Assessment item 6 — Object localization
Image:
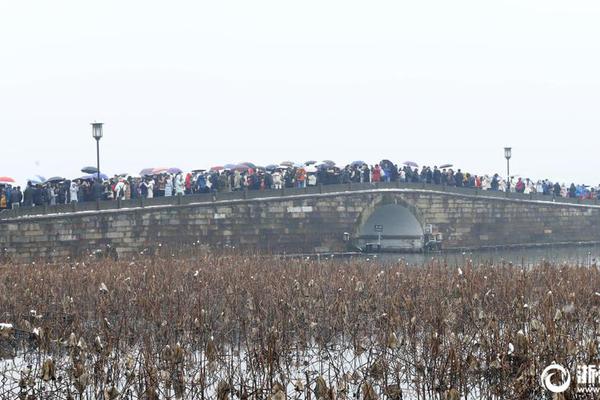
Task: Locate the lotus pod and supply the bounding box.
[94,336,103,353]
[361,382,378,400]
[41,358,55,381]
[387,332,398,349]
[384,384,402,400]
[173,342,185,364]
[0,323,14,338]
[530,319,545,333]
[314,376,332,400]
[67,332,77,348]
[74,373,89,394]
[206,338,218,363]
[104,386,120,400]
[126,354,135,370]
[269,382,286,400]
[554,309,562,322]
[217,380,231,400]
[355,281,365,293]
[162,345,174,363]
[446,388,460,400]
[77,337,87,350]
[368,358,386,381]
[72,361,85,379]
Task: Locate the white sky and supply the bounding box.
[1,0,599,186]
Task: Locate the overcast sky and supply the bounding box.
[1,1,599,186]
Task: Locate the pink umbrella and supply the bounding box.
[0,176,16,185]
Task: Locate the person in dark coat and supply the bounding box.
[454,169,464,187]
[569,183,577,198]
[11,187,22,208]
[32,185,44,206]
[553,182,562,197]
[23,182,34,207]
[433,167,441,185]
[491,174,500,191]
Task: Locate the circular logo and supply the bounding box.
[541,363,571,393]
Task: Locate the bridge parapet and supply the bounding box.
[1,181,597,221]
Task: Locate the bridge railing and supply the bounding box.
[0,181,598,220]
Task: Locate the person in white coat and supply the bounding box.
[69,181,79,203]
[164,176,173,197]
[175,173,185,196]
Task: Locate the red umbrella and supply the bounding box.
[0,176,16,185]
[210,166,225,171]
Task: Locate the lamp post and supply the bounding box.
[91,122,103,182]
[504,147,512,191]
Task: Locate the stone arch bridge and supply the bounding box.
[1,182,600,261]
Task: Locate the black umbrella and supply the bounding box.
[380,159,394,169]
[45,176,65,184]
[81,166,98,174]
[439,164,453,169]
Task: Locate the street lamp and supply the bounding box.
[91,122,103,182]
[504,147,512,191]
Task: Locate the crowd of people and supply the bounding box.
[0,160,598,210]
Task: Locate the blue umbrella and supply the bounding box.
[168,167,183,174]
[28,175,46,184]
[351,160,366,167]
[80,173,108,181]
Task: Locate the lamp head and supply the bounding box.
[91,122,103,140]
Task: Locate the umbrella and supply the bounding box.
[140,168,154,176]
[280,161,294,167]
[80,173,108,181]
[233,164,250,172]
[240,162,256,169]
[380,159,394,168]
[404,161,419,168]
[305,160,318,165]
[224,163,237,169]
[210,166,225,171]
[167,167,183,174]
[322,160,336,166]
[45,176,65,184]
[439,164,453,169]
[265,164,279,171]
[81,166,98,174]
[254,165,265,170]
[152,167,169,175]
[351,160,366,167]
[28,175,46,185]
[0,176,16,185]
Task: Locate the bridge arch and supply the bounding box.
[354,194,425,252]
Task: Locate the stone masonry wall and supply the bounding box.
[0,189,599,262]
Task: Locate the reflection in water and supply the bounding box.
[363,244,600,267]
